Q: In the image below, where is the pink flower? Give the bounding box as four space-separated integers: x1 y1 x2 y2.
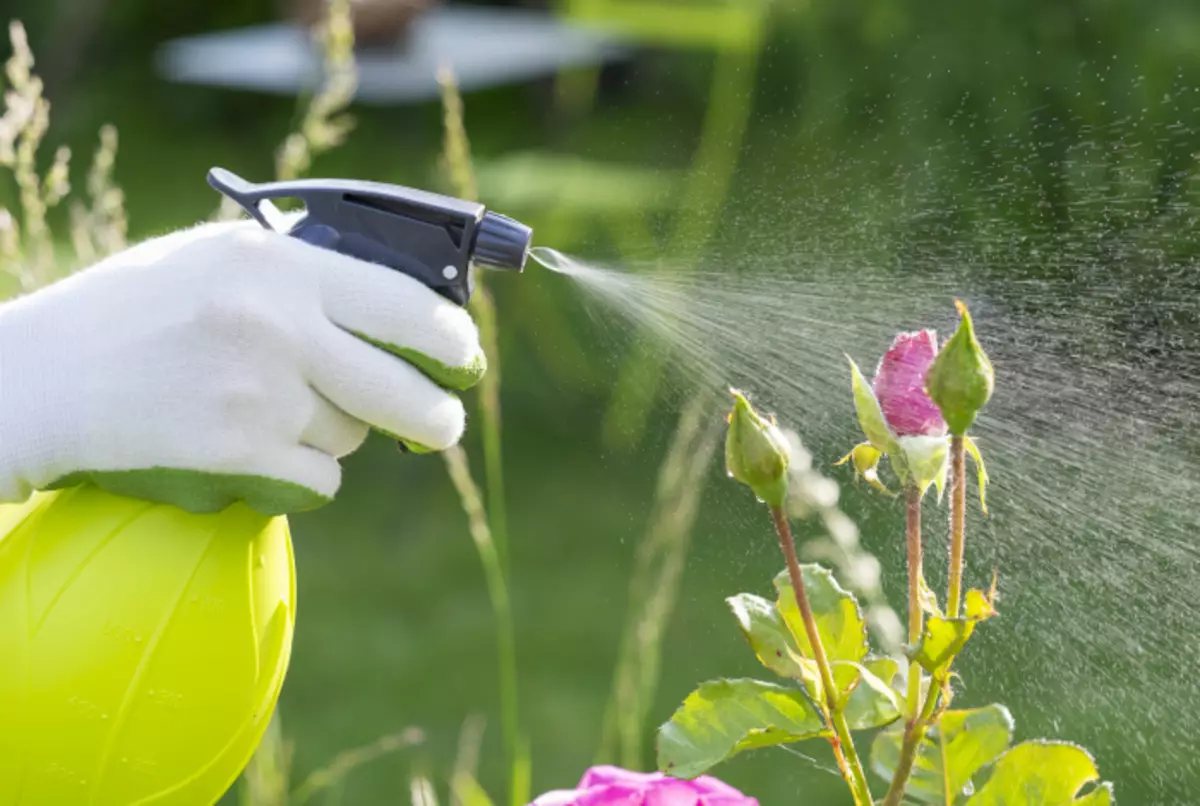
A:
530 766 759 806
872 330 947 438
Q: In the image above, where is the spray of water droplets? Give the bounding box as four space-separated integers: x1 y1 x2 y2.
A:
529 172 1200 798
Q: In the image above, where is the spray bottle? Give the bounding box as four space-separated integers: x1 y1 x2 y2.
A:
0 168 531 805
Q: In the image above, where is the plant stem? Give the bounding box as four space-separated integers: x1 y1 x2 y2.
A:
770 505 873 806
880 686 941 806
885 464 967 806
443 446 523 806
946 435 967 617
437 67 527 806
904 486 924 716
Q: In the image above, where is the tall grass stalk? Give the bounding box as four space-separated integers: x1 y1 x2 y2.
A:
442 445 525 806
436 65 527 806
240 713 424 806
275 0 356 182
291 727 425 805
597 394 722 769
0 20 74 290
213 0 357 222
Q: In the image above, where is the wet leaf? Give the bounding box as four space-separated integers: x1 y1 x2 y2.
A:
965 588 997 621
872 704 1015 803
910 589 996 676
896 434 950 498
727 593 806 680
656 678 825 779
775 565 869 672
836 442 896 496
848 356 899 454
964 436 990 514
839 658 903 730
909 617 975 677
918 568 943 618
966 741 1112 805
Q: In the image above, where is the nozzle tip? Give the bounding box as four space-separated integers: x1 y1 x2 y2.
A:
474 211 532 272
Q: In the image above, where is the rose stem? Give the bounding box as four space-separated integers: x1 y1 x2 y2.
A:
904 485 924 715
946 435 967 617
883 449 968 806
770 505 874 806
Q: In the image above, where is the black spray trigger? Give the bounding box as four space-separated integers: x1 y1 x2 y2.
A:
205 166 532 307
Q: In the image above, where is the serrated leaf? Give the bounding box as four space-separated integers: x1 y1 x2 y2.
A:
839 658 903 730
966 741 1112 805
775 565 869 681
872 704 1015 804
964 436 990 514
848 356 899 454
727 593 806 679
656 678 825 779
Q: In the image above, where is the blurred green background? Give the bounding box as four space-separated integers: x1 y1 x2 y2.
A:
5 0 1200 803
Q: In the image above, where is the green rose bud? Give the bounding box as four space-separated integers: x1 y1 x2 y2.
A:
925 300 994 436
725 389 790 507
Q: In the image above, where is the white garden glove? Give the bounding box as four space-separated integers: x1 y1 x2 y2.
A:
0 218 486 515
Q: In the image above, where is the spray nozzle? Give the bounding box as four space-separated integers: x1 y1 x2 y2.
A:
207 167 532 306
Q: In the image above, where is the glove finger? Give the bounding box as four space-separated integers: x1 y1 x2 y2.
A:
301 389 370 458
305 322 467 451
302 250 486 390
237 444 342 514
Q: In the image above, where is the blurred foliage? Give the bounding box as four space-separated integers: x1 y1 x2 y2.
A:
2 0 1200 804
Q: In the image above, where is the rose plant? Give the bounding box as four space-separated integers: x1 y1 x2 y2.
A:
646 302 1113 806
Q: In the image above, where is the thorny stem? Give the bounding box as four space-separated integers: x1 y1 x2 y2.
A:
904 486 924 715
880 687 942 806
771 505 874 806
946 435 967 617
885 456 970 806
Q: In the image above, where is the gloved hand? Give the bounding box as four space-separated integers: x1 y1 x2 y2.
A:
0 219 486 515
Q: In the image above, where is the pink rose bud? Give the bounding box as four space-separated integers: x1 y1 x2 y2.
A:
530 765 760 806
872 329 947 438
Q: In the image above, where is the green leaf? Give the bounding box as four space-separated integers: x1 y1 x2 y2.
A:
871 704 1015 804
657 678 825 779
918 568 944 618
964 437 990 514
910 592 996 677
910 617 975 677
839 658 903 731
775 565 869 679
896 434 950 498
836 442 896 496
726 593 806 679
966 741 1112 805
848 356 899 454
